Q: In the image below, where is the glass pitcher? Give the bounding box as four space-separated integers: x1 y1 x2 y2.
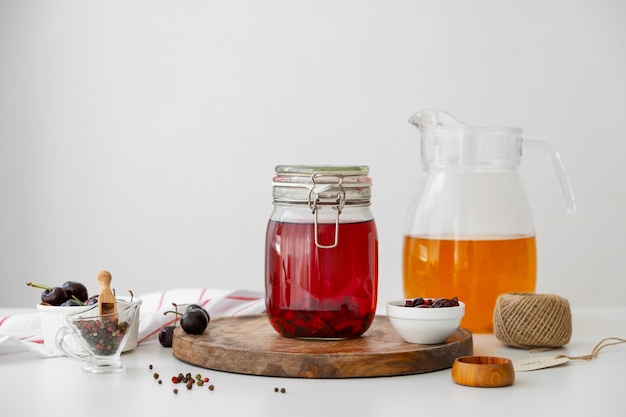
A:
403 110 575 333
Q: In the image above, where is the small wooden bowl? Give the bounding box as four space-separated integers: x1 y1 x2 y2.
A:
451 356 515 388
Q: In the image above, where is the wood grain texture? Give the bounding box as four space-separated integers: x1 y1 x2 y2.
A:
451 356 515 387
172 314 473 378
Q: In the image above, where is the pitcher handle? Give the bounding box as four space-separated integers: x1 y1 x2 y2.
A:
523 140 577 215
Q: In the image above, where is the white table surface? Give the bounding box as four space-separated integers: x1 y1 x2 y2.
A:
1 306 624 416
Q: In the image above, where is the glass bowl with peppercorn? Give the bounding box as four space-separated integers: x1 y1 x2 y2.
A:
37 296 141 356
386 297 465 344
55 298 141 373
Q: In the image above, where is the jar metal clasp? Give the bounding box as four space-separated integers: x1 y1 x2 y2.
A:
307 174 346 249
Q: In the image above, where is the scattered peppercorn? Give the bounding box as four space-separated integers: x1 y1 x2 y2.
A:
274 387 279 392
148 366 216 394
280 387 286 393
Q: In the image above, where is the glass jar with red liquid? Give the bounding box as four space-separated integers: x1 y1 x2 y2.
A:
265 165 378 339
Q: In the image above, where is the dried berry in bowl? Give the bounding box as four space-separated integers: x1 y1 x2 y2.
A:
404 297 459 308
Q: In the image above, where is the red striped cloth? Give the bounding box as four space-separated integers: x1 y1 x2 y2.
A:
0 288 265 356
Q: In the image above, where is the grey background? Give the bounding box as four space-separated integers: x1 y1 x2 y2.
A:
1 0 624 308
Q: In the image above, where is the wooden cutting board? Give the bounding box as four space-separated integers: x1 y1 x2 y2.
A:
172 314 473 378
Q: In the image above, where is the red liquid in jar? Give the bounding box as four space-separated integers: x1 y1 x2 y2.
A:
265 219 378 339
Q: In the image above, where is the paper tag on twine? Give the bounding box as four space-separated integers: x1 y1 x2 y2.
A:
513 337 626 372
514 356 569 372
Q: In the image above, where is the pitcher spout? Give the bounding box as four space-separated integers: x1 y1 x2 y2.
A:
408 109 576 216
408 109 467 132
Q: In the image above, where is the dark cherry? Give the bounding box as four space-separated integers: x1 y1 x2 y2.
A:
62 281 89 303
26 282 69 306
180 309 209 335
159 326 175 347
42 287 69 305
185 304 209 321
60 298 82 306
164 303 210 335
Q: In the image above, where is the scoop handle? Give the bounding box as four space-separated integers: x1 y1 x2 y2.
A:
97 270 117 316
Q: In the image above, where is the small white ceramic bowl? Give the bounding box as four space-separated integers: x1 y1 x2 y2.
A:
37 303 91 356
386 298 465 344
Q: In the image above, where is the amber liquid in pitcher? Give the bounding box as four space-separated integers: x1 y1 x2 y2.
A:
402 235 536 333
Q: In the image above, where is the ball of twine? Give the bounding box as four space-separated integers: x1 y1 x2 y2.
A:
493 292 572 349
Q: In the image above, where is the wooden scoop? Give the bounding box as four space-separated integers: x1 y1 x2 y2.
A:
97 270 117 316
